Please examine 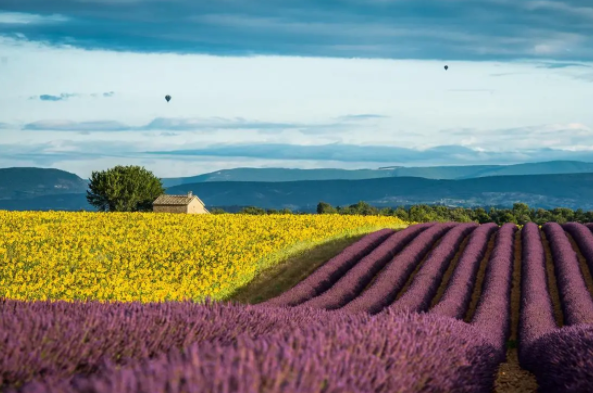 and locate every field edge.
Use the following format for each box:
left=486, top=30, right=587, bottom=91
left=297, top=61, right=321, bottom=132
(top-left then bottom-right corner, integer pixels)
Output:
left=227, top=223, right=409, bottom=304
